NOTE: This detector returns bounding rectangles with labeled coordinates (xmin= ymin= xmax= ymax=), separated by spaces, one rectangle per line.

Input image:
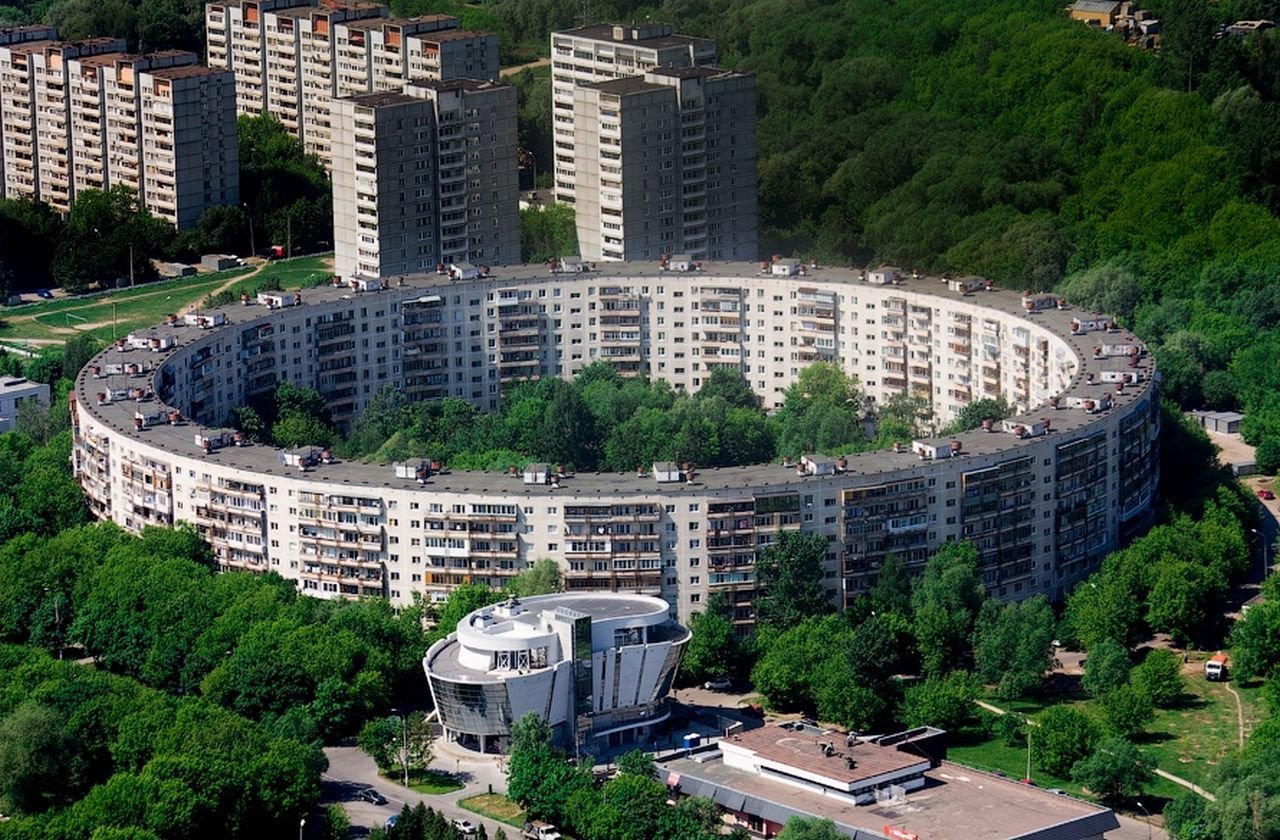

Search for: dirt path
xmin=1223 ymin=681 xmax=1247 ymax=748
xmin=500 ymin=56 xmax=549 ymax=77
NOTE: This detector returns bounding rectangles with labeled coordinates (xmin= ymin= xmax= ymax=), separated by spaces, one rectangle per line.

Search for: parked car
xmin=453 ymin=818 xmax=477 ymax=836
xmin=358 ymin=788 xmax=388 ymax=805
xmin=1259 ymin=489 xmax=1275 ymax=500
xmin=385 ymin=814 xmax=399 ymax=829
xmin=35 ymin=289 xmax=53 ymax=299
xmin=703 ymin=677 xmax=732 ymax=691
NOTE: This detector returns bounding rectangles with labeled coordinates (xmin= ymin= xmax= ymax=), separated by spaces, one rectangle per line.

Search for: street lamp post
xmin=1024 ymin=719 xmax=1032 ymax=783
xmin=298 ymin=817 xmax=305 ymax=840
xmin=1136 ymin=800 xmax=1153 ymax=840
xmin=391 ymin=707 xmax=408 ymax=787
xmin=243 ymin=203 xmax=256 ymax=257
xmin=1251 ymin=527 xmax=1270 ymax=582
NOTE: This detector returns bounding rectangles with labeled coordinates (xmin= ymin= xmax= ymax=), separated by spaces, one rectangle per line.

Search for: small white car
xmin=453 ymin=818 xmax=477 ymax=837
xmin=703 ymin=677 xmax=732 ymax=691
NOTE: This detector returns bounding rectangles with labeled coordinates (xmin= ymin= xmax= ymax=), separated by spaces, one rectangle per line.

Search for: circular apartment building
xmin=424 ymin=592 xmax=688 ymax=752
xmin=71 ymin=260 xmax=1159 ymax=631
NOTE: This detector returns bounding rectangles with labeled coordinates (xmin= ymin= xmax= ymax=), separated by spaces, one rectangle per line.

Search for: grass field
xmin=458 ymin=793 xmax=526 ymax=827
xmin=1140 ymin=670 xmax=1264 ymax=791
xmin=399 ymin=769 xmax=465 ymax=795
xmin=947 ymin=659 xmax=1266 ymax=814
xmin=0 ymin=254 xmax=333 ymax=346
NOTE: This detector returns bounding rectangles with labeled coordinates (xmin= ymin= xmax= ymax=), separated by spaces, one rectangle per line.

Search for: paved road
xmin=322 ymin=746 xmax=510 ymax=837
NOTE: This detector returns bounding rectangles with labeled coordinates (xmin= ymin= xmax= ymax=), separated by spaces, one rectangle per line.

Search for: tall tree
xmin=1082 ymin=638 xmax=1133 ymax=698
xmin=1070 ymin=737 xmax=1153 ymax=802
xmin=681 ymin=592 xmax=740 ymax=684
xmin=973 ymin=596 xmax=1056 ymax=699
xmin=755 ymin=531 xmax=831 ymax=629
xmin=911 ymin=542 xmax=985 ymax=676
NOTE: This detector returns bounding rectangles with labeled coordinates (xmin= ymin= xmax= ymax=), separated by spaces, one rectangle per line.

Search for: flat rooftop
xmin=145 ymin=65 xmax=228 ymax=80
xmin=725 ymin=725 xmax=926 ymax=786
xmin=475 ymin=592 xmax=667 ymax=623
xmin=585 ymin=76 xmax=666 ymax=95
xmin=556 ymin=23 xmax=713 ymax=50
xmin=428 ymin=593 xmax=673 ymax=681
xmin=345 ymin=90 xmax=418 ymax=107
xmin=659 ymin=753 xmax=1120 ymax=840
xmin=75 ymin=262 xmax=1157 ymax=500
xmin=0 ymin=377 xmax=43 ymax=393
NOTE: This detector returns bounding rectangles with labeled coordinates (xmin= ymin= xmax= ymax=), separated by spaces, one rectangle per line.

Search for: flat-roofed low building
xmin=1069 ymin=0 xmax=1122 ymax=27
xmin=658 ymin=722 xmax=1122 ymax=840
xmin=424 ymin=593 xmax=689 ymax=753
xmin=0 ymin=377 xmax=49 ymax=432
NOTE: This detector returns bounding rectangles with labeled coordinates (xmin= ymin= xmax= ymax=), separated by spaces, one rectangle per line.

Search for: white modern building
xmin=550 ymin=23 xmax=717 ymax=205
xmin=0 ymin=377 xmax=49 ymax=432
xmin=331 ymin=77 xmax=518 ymax=280
xmin=70 ymin=262 xmax=1159 ymax=626
xmin=572 ymin=66 xmax=758 ymax=262
xmin=424 ymin=593 xmax=689 ymax=752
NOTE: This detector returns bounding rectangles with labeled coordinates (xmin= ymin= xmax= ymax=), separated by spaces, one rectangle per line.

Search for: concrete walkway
xmin=1153 ymin=768 xmax=1217 ymax=802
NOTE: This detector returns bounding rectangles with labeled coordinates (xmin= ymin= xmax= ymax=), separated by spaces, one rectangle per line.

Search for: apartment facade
xmin=550 ymin=23 xmax=717 ymax=204
xmin=0 ymin=37 xmax=124 ymax=209
xmin=332 ymin=78 xmax=517 ymax=280
xmin=72 ymin=263 xmax=1159 ymax=626
xmin=68 ymin=51 xmax=197 ymax=201
xmin=572 ymin=67 xmax=758 ymax=262
xmin=0 ymin=33 xmax=238 ymax=226
xmin=205 ymin=0 xmax=310 ymax=115
xmin=208 ymin=0 xmax=498 ymax=165
xmin=137 ymin=65 xmax=240 ymax=228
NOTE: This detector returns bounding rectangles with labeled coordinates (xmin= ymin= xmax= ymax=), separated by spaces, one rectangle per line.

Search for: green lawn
xmin=401 ymin=769 xmax=465 ymax=795
xmin=1139 ymin=669 xmax=1261 ymax=791
xmin=0 ymin=254 xmax=333 ymax=346
xmin=458 ymin=793 xmax=526 ymax=827
xmin=948 ymin=712 xmax=1187 ymax=805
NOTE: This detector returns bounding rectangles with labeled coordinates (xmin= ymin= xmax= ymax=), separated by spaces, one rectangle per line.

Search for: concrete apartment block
xmin=332 ymin=78 xmax=517 ymax=280
xmin=205 ymin=0 xmax=310 ymax=115
xmin=138 ymin=65 xmax=240 ymax=228
xmin=209 ymin=0 xmax=498 ymax=168
xmin=573 ymin=67 xmax=758 ymax=262
xmin=0 ymin=37 xmax=125 ymax=209
xmin=550 ymin=23 xmax=717 ymax=204
xmin=68 ymin=51 xmax=198 ymax=202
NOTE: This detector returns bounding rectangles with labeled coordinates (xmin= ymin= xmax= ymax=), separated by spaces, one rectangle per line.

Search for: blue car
xmin=35 ymin=289 xmax=53 ymax=299
xmin=384 ymin=814 xmax=398 ymax=829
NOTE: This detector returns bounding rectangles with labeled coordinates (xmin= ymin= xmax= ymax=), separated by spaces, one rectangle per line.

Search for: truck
xmin=523 ymin=821 xmax=562 ymax=840
xmin=1205 ymin=654 xmax=1228 ymax=681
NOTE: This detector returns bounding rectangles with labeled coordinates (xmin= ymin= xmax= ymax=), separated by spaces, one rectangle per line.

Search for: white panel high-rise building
xmin=331 ymin=78 xmax=517 ymax=280
xmin=572 ymin=67 xmax=757 ymax=262
xmin=549 ymin=23 xmax=716 ymax=205
xmin=207 ymin=0 xmax=498 ymax=167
